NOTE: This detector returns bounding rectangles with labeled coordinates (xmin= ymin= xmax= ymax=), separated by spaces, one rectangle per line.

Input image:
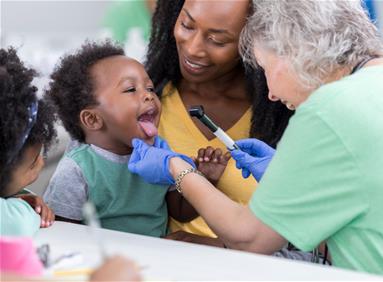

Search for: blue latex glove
xmin=230 ymin=138 xmax=275 ymax=182
xmin=128 ymin=136 xmax=195 ymax=185
xmin=153 ymin=134 xmax=171 ymax=150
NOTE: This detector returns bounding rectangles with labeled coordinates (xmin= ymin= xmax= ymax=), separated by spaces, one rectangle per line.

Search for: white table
xmin=34 ymin=222 xmax=381 ymax=281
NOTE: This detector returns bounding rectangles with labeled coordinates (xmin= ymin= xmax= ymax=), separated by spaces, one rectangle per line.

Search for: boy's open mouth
xmin=137 ymin=107 xmax=158 ymax=138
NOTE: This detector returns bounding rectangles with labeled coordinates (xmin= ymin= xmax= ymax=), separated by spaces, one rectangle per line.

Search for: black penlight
xmin=189 ymin=105 xmax=239 ymax=150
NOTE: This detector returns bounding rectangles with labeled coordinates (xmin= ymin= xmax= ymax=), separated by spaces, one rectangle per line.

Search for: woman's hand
xmin=230 ymin=138 xmax=275 ymax=182
xmin=193 ymin=146 xmax=231 ymax=185
xmin=89 ymin=256 xmax=141 ymax=281
xmin=15 ymin=194 xmax=55 ymax=228
xmin=128 ymin=136 xmax=195 ymax=185
xmin=165 ymin=231 xmax=226 ymax=248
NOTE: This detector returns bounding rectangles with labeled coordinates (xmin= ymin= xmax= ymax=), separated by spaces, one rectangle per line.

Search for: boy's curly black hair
xmin=146 ymin=0 xmax=294 ymax=147
xmin=0 ymin=47 xmax=57 ymax=193
xmin=45 ymin=40 xmax=124 ymax=143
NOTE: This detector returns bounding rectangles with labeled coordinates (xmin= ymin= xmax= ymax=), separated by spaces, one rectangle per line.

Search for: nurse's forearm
xmin=169 ymin=157 xmax=284 ymax=253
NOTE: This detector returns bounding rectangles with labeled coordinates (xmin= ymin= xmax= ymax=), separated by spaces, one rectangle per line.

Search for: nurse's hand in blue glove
xmin=230 ymin=138 xmax=275 ymax=182
xmin=153 ymin=135 xmax=171 ymax=150
xmin=128 ymin=137 xmax=195 ymax=185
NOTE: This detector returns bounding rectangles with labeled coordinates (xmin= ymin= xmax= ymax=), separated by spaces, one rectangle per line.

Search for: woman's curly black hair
xmin=45 ymin=40 xmax=124 ymax=143
xmin=0 ymin=47 xmax=57 ymax=193
xmin=145 ymin=0 xmax=294 ymax=147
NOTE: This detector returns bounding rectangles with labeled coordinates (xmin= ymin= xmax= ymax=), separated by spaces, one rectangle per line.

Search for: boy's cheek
xmin=155 ymin=97 xmax=162 ymax=127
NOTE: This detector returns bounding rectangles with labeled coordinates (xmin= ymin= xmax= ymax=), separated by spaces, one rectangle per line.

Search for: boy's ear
xmin=80 ymin=109 xmax=103 ymax=131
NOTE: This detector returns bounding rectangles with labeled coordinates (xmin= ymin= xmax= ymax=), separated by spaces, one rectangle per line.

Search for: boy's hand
xmin=15 ymin=194 xmax=55 ymax=228
xmin=193 ymin=146 xmax=231 ymax=186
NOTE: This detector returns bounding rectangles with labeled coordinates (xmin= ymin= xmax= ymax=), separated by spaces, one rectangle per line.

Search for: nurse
xmin=130 ymin=0 xmax=383 ymax=275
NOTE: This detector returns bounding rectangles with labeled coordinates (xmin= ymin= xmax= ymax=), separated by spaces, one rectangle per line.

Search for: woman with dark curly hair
xmin=145 ymin=0 xmax=293 ymax=242
xmin=0 ymin=47 xmax=57 ymax=236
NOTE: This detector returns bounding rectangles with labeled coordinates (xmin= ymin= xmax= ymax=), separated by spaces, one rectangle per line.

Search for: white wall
xmin=0 ymin=1 xmax=113 ymax=195
xmin=1 ymin=1 xmax=109 ymax=35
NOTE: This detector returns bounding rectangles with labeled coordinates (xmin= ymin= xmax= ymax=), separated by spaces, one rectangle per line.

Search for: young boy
xmin=0 ymin=47 xmax=56 ymax=236
xmin=43 ymin=40 xmax=229 ymax=237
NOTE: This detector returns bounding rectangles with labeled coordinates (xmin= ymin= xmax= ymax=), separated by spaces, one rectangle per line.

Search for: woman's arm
xmin=128 ymin=137 xmax=287 ymax=254
xmin=167 ymin=146 xmax=231 ymax=223
xmin=168 ymin=157 xmax=287 ymax=254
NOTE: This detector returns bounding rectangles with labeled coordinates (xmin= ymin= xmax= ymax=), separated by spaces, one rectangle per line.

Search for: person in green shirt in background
xmin=103 ymin=0 xmax=156 ymax=61
xmin=127 ymin=0 xmax=383 ymax=275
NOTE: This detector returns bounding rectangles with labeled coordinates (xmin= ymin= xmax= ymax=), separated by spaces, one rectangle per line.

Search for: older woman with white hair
xmin=128 ymin=0 xmax=383 ymax=274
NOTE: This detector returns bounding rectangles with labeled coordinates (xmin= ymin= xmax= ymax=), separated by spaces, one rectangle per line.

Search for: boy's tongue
xmin=138 ymin=120 xmax=158 ymax=138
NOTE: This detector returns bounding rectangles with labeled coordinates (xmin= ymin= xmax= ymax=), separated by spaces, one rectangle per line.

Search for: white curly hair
xmin=240 ymin=0 xmax=383 ymax=90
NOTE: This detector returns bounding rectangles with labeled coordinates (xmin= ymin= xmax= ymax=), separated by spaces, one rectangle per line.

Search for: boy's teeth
xmin=139 ymin=109 xmax=156 ymax=121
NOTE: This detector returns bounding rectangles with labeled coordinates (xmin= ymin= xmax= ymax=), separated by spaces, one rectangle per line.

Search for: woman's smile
xmin=181 ymin=55 xmax=212 ymax=75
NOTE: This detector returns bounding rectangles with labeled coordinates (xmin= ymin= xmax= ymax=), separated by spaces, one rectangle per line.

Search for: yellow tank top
xmin=159 ymin=83 xmax=257 ymax=237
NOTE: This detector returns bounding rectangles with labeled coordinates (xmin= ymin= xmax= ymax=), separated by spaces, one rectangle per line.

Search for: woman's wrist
xmin=169 ymin=157 xmax=194 ymax=179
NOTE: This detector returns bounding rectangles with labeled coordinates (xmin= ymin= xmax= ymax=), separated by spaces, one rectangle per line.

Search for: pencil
xmin=82 ymin=201 xmax=107 ymax=260
xmin=53 ymin=268 xmax=93 ymax=277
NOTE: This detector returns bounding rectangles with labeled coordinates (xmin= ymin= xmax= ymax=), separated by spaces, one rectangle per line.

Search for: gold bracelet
xmin=175 ymin=168 xmax=204 ymax=194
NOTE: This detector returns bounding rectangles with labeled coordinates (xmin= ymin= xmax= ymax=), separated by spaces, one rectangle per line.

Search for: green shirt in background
xmin=250 ymin=65 xmax=383 ymax=275
xmin=103 ymin=0 xmax=152 ymax=43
